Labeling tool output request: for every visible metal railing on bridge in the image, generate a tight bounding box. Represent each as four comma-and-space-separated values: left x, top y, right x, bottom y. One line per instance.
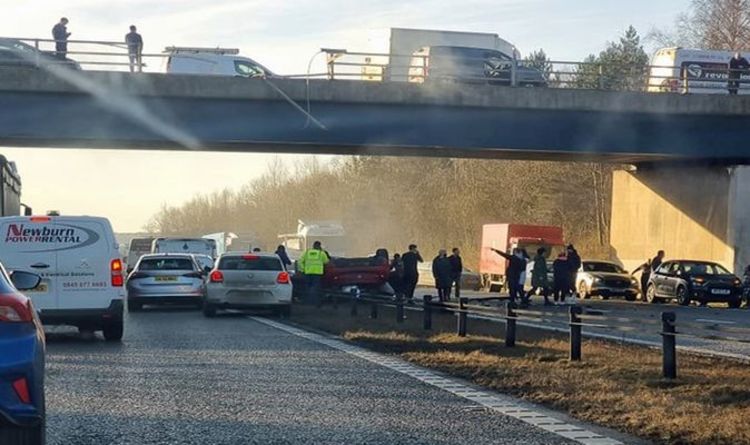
2, 36, 749, 95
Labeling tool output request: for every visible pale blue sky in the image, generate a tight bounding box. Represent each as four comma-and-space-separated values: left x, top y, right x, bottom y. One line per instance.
1, 0, 691, 231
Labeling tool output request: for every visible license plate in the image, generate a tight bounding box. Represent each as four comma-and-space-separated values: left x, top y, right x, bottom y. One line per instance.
711, 289, 731, 295
26, 282, 49, 293
155, 276, 178, 282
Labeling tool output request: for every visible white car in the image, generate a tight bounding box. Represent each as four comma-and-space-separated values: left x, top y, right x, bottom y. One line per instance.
204, 252, 292, 317
0, 215, 125, 341
164, 46, 275, 78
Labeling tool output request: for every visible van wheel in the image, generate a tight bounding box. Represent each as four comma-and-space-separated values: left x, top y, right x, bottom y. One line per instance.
0, 420, 44, 445
203, 303, 217, 318
103, 321, 124, 342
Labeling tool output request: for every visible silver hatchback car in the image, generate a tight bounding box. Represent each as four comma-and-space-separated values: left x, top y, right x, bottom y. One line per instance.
204, 253, 292, 317
126, 254, 206, 311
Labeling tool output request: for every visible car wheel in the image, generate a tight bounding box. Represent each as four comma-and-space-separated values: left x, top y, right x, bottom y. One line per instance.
578, 282, 590, 300
676, 286, 690, 306
128, 301, 142, 312
646, 284, 659, 304
203, 303, 217, 318
0, 420, 44, 445
728, 297, 742, 309
103, 321, 124, 342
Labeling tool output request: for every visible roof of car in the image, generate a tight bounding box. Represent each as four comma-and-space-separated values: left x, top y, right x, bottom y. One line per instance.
140, 253, 195, 259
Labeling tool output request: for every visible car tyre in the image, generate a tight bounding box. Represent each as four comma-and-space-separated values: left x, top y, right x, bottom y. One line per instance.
103, 321, 124, 342
203, 303, 217, 318
646, 284, 660, 304
728, 297, 742, 309
676, 286, 690, 306
578, 282, 590, 300
0, 420, 45, 445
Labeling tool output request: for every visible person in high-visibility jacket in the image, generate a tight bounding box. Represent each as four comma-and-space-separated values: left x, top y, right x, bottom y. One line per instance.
298, 240, 330, 304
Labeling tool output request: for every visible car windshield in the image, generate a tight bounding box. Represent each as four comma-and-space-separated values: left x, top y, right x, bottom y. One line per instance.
583, 262, 625, 273
218, 256, 282, 271
139, 258, 195, 271
680, 262, 731, 275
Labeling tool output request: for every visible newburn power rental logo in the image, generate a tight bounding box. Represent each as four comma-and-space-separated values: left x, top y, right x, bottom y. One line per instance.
5, 223, 100, 252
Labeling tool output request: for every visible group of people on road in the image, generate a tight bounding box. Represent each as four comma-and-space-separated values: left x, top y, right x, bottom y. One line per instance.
491, 244, 581, 307
386, 244, 464, 304
51, 17, 144, 72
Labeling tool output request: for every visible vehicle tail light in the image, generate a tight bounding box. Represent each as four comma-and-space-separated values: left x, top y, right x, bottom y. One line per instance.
12, 378, 30, 404
242, 255, 259, 260
183, 272, 203, 279
277, 272, 290, 284
0, 294, 32, 323
210, 270, 224, 283
111, 259, 124, 287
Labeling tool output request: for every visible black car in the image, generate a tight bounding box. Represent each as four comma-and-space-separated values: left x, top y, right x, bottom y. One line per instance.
646, 260, 743, 307
0, 38, 80, 70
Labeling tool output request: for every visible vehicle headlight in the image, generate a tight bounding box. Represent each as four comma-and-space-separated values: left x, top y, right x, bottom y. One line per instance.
593, 277, 603, 284
733, 278, 742, 287
630, 277, 639, 285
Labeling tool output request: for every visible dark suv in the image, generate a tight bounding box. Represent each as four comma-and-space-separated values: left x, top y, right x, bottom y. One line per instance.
646, 260, 743, 307
409, 46, 547, 87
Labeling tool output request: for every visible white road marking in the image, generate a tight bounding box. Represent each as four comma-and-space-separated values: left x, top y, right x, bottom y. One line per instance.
253, 317, 623, 445
695, 318, 737, 325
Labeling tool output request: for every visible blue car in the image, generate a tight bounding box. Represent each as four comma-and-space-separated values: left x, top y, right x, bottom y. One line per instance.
0, 267, 44, 445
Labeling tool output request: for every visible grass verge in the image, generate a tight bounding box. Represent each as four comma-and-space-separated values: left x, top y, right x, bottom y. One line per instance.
289, 303, 750, 445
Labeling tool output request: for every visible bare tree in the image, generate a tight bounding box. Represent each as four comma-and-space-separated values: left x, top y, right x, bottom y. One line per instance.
648, 0, 750, 50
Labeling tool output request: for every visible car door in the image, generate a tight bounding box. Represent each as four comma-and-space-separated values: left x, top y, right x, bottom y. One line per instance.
651, 262, 671, 296
484, 50, 513, 82
663, 262, 683, 297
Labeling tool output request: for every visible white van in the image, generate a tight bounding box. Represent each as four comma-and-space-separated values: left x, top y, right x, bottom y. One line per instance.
152, 237, 217, 258
164, 46, 275, 78
0, 215, 124, 341
648, 47, 750, 94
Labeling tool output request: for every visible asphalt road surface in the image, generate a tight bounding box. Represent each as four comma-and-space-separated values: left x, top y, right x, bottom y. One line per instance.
45, 309, 598, 445
440, 288, 750, 359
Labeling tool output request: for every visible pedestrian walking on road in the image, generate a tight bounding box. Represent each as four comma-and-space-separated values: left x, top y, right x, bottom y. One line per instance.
275, 245, 292, 270
631, 258, 652, 301
432, 249, 453, 302
490, 247, 527, 304
125, 25, 144, 72
651, 250, 665, 272
401, 244, 423, 304
552, 252, 570, 304
448, 247, 463, 300
389, 253, 405, 300
566, 245, 581, 299
298, 240, 330, 305
527, 247, 551, 306
52, 17, 71, 59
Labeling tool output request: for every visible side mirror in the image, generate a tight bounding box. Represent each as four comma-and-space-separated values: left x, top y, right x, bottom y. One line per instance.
10, 271, 42, 291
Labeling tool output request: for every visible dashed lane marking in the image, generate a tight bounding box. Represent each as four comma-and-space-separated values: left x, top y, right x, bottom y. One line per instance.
252, 317, 623, 445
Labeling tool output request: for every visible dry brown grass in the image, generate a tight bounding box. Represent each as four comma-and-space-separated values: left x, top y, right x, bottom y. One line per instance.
291, 303, 750, 445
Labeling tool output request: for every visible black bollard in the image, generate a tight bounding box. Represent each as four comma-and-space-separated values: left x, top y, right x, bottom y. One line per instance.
569, 306, 582, 361
423, 295, 433, 330
457, 297, 468, 337
505, 301, 517, 347
661, 312, 677, 379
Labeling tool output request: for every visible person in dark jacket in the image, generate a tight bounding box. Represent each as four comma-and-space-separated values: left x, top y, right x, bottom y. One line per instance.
401, 244, 423, 303
52, 17, 71, 59
527, 247, 551, 305
631, 258, 652, 301
125, 25, 144, 73
552, 252, 570, 304
566, 245, 581, 297
389, 253, 405, 299
432, 249, 453, 302
729, 52, 749, 95
448, 247, 463, 299
275, 245, 292, 269
651, 250, 665, 272
491, 247, 527, 304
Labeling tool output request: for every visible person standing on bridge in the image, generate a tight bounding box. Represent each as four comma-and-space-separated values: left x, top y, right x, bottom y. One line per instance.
651, 250, 665, 272
298, 240, 330, 305
449, 247, 463, 300
52, 17, 71, 59
728, 52, 749, 95
401, 244, 423, 304
125, 25, 144, 73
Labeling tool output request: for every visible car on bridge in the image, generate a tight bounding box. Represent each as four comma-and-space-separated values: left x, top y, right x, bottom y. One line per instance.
126, 254, 206, 311
576, 260, 639, 301
204, 252, 292, 317
0, 37, 81, 70
408, 45, 547, 87
0, 267, 45, 445
646, 260, 743, 307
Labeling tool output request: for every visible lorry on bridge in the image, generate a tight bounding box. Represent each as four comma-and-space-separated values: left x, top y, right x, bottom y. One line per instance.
479, 224, 565, 292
